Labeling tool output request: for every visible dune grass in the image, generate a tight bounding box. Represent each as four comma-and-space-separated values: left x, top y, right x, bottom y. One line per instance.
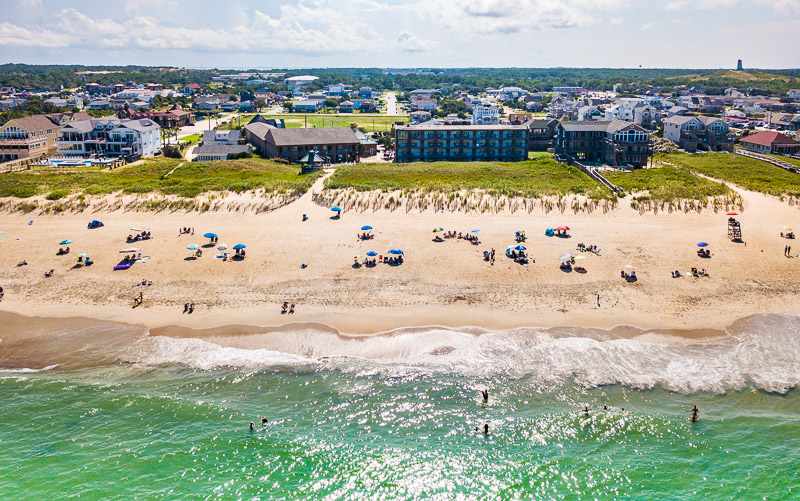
219, 114, 406, 131
657, 152, 800, 197
0, 158, 318, 199
325, 158, 613, 200
604, 165, 731, 202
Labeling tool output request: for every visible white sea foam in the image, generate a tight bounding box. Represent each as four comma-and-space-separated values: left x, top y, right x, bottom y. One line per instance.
122, 314, 800, 394
125, 336, 315, 370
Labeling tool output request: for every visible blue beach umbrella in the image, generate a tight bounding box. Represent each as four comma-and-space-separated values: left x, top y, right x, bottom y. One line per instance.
203, 232, 217, 239
471, 229, 480, 233
366, 251, 378, 256
233, 244, 246, 250
388, 249, 404, 255
514, 245, 527, 251
187, 244, 200, 250
59, 239, 72, 245
361, 225, 373, 231
697, 242, 709, 247
331, 207, 342, 212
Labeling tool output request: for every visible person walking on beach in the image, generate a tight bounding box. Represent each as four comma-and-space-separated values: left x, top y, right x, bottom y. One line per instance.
785, 245, 789, 256
597, 294, 600, 307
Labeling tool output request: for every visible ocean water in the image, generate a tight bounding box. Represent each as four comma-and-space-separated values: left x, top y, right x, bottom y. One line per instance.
1, 314, 800, 499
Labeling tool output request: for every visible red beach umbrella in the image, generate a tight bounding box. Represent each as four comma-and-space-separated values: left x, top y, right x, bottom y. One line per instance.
726, 212, 738, 216
556, 226, 570, 231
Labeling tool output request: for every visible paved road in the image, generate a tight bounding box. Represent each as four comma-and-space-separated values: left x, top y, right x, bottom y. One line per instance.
385, 92, 397, 115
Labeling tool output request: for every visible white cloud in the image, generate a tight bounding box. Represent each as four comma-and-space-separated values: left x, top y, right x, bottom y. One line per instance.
396, 31, 432, 52
666, 0, 799, 13
423, 0, 636, 34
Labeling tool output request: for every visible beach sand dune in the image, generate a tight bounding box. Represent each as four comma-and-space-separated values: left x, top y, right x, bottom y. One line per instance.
1, 173, 799, 335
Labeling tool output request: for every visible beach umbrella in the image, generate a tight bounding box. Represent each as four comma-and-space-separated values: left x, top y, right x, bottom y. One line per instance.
366, 251, 378, 256
218, 243, 228, 250
573, 255, 585, 260
388, 249, 404, 255
77, 253, 87, 258
130, 228, 141, 232
233, 244, 246, 250
697, 242, 709, 247
120, 247, 139, 253
59, 240, 72, 245
471, 229, 480, 233
556, 226, 570, 231
784, 226, 792, 231
203, 232, 217, 239
433, 227, 444, 232
361, 225, 373, 231
624, 265, 636, 270
187, 244, 200, 250
559, 253, 572, 261
331, 207, 342, 212
726, 212, 738, 216
513, 245, 526, 251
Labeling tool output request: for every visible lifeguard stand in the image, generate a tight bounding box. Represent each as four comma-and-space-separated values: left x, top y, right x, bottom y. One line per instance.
728, 217, 742, 241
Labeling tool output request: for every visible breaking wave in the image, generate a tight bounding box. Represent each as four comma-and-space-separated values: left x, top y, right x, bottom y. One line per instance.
122, 313, 800, 394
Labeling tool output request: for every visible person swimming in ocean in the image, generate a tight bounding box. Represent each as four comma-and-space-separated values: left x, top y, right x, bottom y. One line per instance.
583, 406, 590, 415
483, 424, 489, 434
481, 390, 489, 404
262, 416, 268, 426
249, 422, 255, 430
690, 405, 699, 422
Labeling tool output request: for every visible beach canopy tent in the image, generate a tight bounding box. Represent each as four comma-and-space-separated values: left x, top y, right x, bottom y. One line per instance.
559, 253, 572, 261
233, 244, 246, 250
203, 232, 217, 239
361, 225, 373, 231
120, 247, 139, 253
87, 220, 104, 229
545, 228, 554, 236
187, 244, 200, 250
697, 242, 709, 247
366, 251, 378, 256
331, 207, 342, 212
388, 249, 404, 255
59, 240, 72, 245
506, 245, 526, 257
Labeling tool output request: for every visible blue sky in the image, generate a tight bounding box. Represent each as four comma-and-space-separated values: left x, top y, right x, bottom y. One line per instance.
0, 0, 798, 68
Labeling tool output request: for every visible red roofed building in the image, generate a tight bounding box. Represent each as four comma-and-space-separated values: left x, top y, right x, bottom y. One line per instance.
183, 84, 202, 95
117, 104, 194, 128
739, 131, 800, 156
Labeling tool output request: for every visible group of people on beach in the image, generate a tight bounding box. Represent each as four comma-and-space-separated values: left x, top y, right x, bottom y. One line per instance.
183, 302, 195, 314
483, 248, 496, 264
281, 302, 295, 314
57, 246, 70, 255
357, 232, 374, 241
179, 227, 195, 236
575, 243, 600, 254
127, 231, 152, 242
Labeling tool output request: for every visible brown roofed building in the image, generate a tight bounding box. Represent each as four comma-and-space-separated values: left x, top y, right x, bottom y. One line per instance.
739, 131, 800, 156
0, 112, 89, 162
244, 125, 360, 163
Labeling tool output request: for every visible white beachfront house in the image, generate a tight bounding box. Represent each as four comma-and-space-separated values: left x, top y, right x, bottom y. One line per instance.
56, 117, 161, 159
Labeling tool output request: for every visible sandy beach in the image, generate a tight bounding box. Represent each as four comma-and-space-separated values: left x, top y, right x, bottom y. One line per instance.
1, 171, 800, 338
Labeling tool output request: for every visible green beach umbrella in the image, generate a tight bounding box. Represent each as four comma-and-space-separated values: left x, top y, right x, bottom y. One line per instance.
59, 240, 72, 245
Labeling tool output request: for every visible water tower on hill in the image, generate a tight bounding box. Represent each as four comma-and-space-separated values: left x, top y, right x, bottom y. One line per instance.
736, 59, 743, 71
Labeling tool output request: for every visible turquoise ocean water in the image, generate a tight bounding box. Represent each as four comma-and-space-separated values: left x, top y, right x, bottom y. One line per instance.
1, 313, 800, 499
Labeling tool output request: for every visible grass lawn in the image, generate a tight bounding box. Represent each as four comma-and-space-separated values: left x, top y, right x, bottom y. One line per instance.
1, 158, 319, 199
657, 152, 800, 197
527, 152, 553, 160
325, 158, 613, 200
604, 166, 731, 202
179, 134, 201, 146
218, 114, 407, 132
